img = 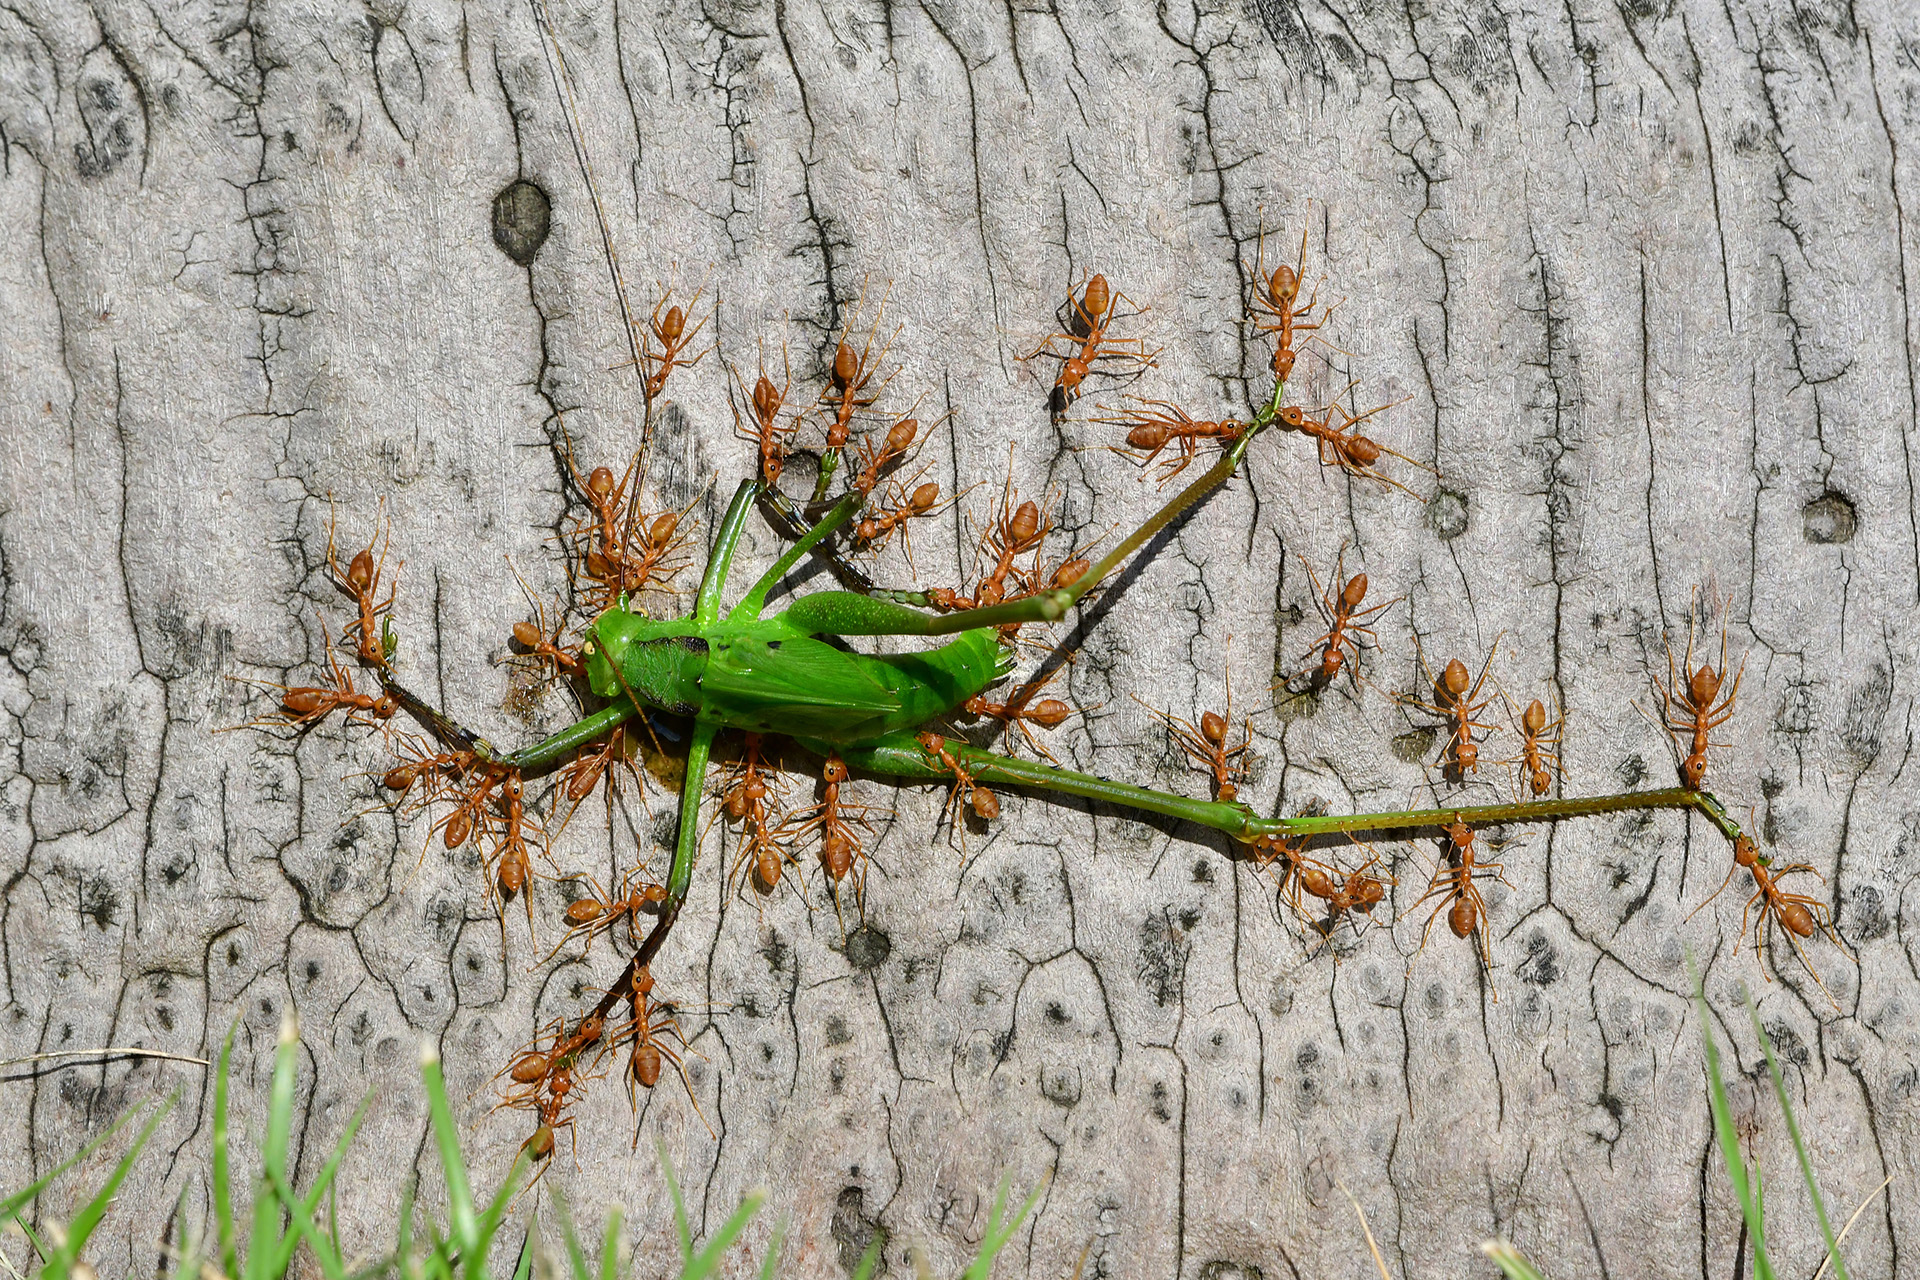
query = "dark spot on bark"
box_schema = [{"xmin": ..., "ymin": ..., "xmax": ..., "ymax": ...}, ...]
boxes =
[
  {"xmin": 491, "ymin": 179, "xmax": 551, "ymax": 266},
  {"xmin": 1151, "ymin": 1079, "xmax": 1172, "ymax": 1121},
  {"xmin": 824, "ymin": 1015, "xmax": 852, "ymax": 1045},
  {"xmin": 1392, "ymin": 727, "xmax": 1436, "ymax": 763},
  {"xmin": 831, "ymin": 1186, "xmax": 888, "ymax": 1277},
  {"xmin": 1616, "ymin": 754, "xmax": 1648, "ymax": 788},
  {"xmin": 845, "ymin": 924, "xmax": 891, "ymax": 971},
  {"xmin": 1046, "ymin": 1002, "xmax": 1068, "ymax": 1024},
  {"xmin": 156, "ymin": 1006, "xmax": 173, "ymax": 1030},
  {"xmin": 1192, "ymin": 858, "xmax": 1214, "ymax": 883},
  {"xmin": 761, "ymin": 928, "xmax": 792, "ymax": 975},
  {"xmin": 1042, "ymin": 1067, "xmax": 1081, "ymax": 1107},
  {"xmin": 1518, "ymin": 930, "xmax": 1561, "ymax": 985},
  {"xmin": 1802, "ymin": 491, "xmax": 1856, "ymax": 543},
  {"xmin": 305, "ymin": 960, "xmax": 321, "ymax": 983},
  {"xmin": 1426, "ymin": 488, "xmax": 1469, "ymax": 540},
  {"xmin": 1849, "ymin": 884, "xmax": 1889, "ymax": 940},
  {"xmin": 1199, "ymin": 1261, "xmax": 1265, "ymax": 1280},
  {"xmin": 1763, "ymin": 1017, "xmax": 1811, "ymax": 1068},
  {"xmin": 1137, "ymin": 911, "xmax": 1190, "ymax": 1006}
]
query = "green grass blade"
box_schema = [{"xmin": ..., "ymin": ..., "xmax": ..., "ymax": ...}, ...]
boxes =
[
  {"xmin": 511, "ymin": 1233, "xmax": 535, "ymax": 1280},
  {"xmin": 848, "ymin": 1235, "xmax": 883, "ymax": 1280},
  {"xmin": 471, "ymin": 1150, "xmax": 530, "ymax": 1268},
  {"xmin": 598, "ymin": 1208, "xmax": 623, "ymax": 1280},
  {"xmin": 417, "ymin": 1040, "xmax": 478, "ymax": 1267},
  {"xmin": 249, "ymin": 1013, "xmax": 304, "ymax": 1280},
  {"xmin": 266, "ymin": 1167, "xmax": 350, "ymax": 1280},
  {"xmin": 1694, "ymin": 970, "xmax": 1773, "ymax": 1280},
  {"xmin": 657, "ymin": 1140, "xmax": 693, "ymax": 1262},
  {"xmin": 1747, "ymin": 999, "xmax": 1850, "ymax": 1280},
  {"xmin": 50, "ymin": 1094, "xmax": 176, "ymax": 1271},
  {"xmin": 961, "ymin": 1177, "xmax": 1047, "ymax": 1280},
  {"xmin": 211, "ymin": 1022, "xmax": 241, "ymax": 1280},
  {"xmin": 1481, "ymin": 1239, "xmax": 1551, "ymax": 1280},
  {"xmin": 680, "ymin": 1188, "xmax": 765, "ymax": 1280},
  {"xmin": 756, "ymin": 1217, "xmax": 789, "ymax": 1280},
  {"xmin": 551, "ymin": 1189, "xmax": 591, "ymax": 1280},
  {"xmin": 0, "ymin": 1097, "xmax": 154, "ymax": 1227}
]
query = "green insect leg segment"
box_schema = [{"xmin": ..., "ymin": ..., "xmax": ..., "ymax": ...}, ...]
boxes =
[{"xmin": 827, "ymin": 733, "xmax": 1753, "ymax": 853}]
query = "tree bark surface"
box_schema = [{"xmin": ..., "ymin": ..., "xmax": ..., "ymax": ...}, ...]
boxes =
[{"xmin": 3, "ymin": 0, "xmax": 1918, "ymax": 1275}]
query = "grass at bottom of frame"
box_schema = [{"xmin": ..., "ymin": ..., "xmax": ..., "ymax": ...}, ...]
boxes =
[{"xmin": 0, "ymin": 974, "xmax": 1874, "ymax": 1280}]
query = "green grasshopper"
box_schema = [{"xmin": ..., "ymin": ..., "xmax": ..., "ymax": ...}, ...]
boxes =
[{"xmin": 374, "ymin": 374, "xmax": 1759, "ymax": 1068}]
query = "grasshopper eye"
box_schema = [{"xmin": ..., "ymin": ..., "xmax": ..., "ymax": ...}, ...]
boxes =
[{"xmin": 582, "ymin": 640, "xmax": 597, "ymax": 657}]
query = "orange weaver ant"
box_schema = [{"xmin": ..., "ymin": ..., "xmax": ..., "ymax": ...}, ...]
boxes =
[
  {"xmin": 327, "ymin": 504, "xmax": 398, "ymax": 667},
  {"xmin": 964, "ymin": 667, "xmax": 1079, "ymax": 764},
  {"xmin": 852, "ymin": 479, "xmax": 942, "ymax": 557},
  {"xmin": 778, "ymin": 754, "xmax": 876, "ymax": 904},
  {"xmin": 1248, "ymin": 221, "xmax": 1333, "ymax": 383},
  {"xmin": 1023, "ymin": 274, "xmax": 1159, "ymax": 422},
  {"xmin": 818, "ymin": 284, "xmax": 898, "ymax": 453},
  {"xmin": 1691, "ymin": 833, "xmax": 1848, "ymax": 1004},
  {"xmin": 1402, "ymin": 646, "xmax": 1500, "ymax": 780},
  {"xmin": 1501, "ymin": 695, "xmax": 1562, "ymax": 798},
  {"xmin": 1650, "ymin": 598, "xmax": 1746, "ymax": 790},
  {"xmin": 233, "ymin": 635, "xmax": 398, "ymax": 732},
  {"xmin": 640, "ymin": 281, "xmax": 713, "ymax": 406},
  {"xmin": 733, "ymin": 354, "xmax": 796, "ymax": 488},
  {"xmin": 547, "ymin": 871, "xmax": 667, "ymax": 961},
  {"xmin": 1297, "ymin": 551, "xmax": 1400, "ymax": 687},
  {"xmin": 1407, "ymin": 820, "xmax": 1512, "ymax": 991},
  {"xmin": 560, "ymin": 449, "xmax": 696, "ymax": 611},
  {"xmin": 718, "ymin": 734, "xmax": 794, "ymax": 898},
  {"xmin": 1140, "ymin": 692, "xmax": 1250, "ymax": 804},
  {"xmin": 918, "ymin": 731, "xmax": 998, "ymax": 836},
  {"xmin": 1100, "ymin": 398, "xmax": 1246, "ymax": 484},
  {"xmin": 1275, "ymin": 400, "xmax": 1422, "ymax": 496},
  {"xmin": 1298, "ymin": 853, "xmax": 1393, "ymax": 944},
  {"xmin": 849, "ymin": 416, "xmax": 920, "ymax": 498}
]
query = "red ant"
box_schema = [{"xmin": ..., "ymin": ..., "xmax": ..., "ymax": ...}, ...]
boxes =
[
  {"xmin": 852, "ymin": 479, "xmax": 942, "ymax": 558},
  {"xmin": 1023, "ymin": 274, "xmax": 1159, "ymax": 422},
  {"xmin": 327, "ymin": 504, "xmax": 398, "ymax": 667},
  {"xmin": 1101, "ymin": 398, "xmax": 1246, "ymax": 483},
  {"xmin": 641, "ymin": 282, "xmax": 713, "ymax": 405},
  {"xmin": 1139, "ymin": 690, "xmax": 1250, "ymax": 804},
  {"xmin": 1406, "ymin": 820, "xmax": 1512, "ymax": 992},
  {"xmin": 1691, "ymin": 833, "xmax": 1848, "ymax": 1004},
  {"xmin": 718, "ymin": 734, "xmax": 794, "ymax": 898},
  {"xmin": 1247, "ymin": 222, "xmax": 1333, "ymax": 383},
  {"xmin": 1275, "ymin": 399, "xmax": 1423, "ymax": 496},
  {"xmin": 546, "ymin": 870, "xmax": 667, "ymax": 961},
  {"xmin": 1298, "ymin": 852, "xmax": 1394, "ymax": 944},
  {"xmin": 235, "ymin": 635, "xmax": 398, "ymax": 731},
  {"xmin": 819, "ymin": 284, "xmax": 898, "ymax": 451},
  {"xmin": 1500, "ymin": 695, "xmax": 1562, "ymax": 798},
  {"xmin": 778, "ymin": 754, "xmax": 876, "ymax": 906},
  {"xmin": 964, "ymin": 668, "xmax": 1080, "ymax": 764},
  {"xmin": 1649, "ymin": 598, "xmax": 1746, "ymax": 790},
  {"xmin": 917, "ymin": 732, "xmax": 998, "ymax": 837},
  {"xmin": 1401, "ymin": 645, "xmax": 1500, "ymax": 780},
  {"xmin": 849, "ymin": 416, "xmax": 920, "ymax": 497},
  {"xmin": 733, "ymin": 354, "xmax": 795, "ymax": 488},
  {"xmin": 1297, "ymin": 551, "xmax": 1400, "ymax": 686}
]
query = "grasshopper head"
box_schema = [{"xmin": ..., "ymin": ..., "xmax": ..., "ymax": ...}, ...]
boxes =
[{"xmin": 583, "ymin": 607, "xmax": 708, "ymax": 716}]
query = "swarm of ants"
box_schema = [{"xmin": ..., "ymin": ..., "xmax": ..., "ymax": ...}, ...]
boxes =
[{"xmin": 231, "ymin": 225, "xmax": 1846, "ymax": 1170}]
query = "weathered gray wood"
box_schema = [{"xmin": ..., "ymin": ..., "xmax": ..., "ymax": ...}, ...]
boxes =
[{"xmin": 3, "ymin": 0, "xmax": 1917, "ymax": 1274}]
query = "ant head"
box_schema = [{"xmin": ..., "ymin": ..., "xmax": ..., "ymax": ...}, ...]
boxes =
[
  {"xmin": 1732, "ymin": 835, "xmax": 1758, "ymax": 868},
  {"xmin": 823, "ymin": 758, "xmax": 851, "ymax": 785},
  {"xmin": 1446, "ymin": 820, "xmax": 1473, "ymax": 850},
  {"xmin": 1690, "ymin": 664, "xmax": 1722, "ymax": 706},
  {"xmin": 1681, "ymin": 753, "xmax": 1707, "ymax": 790}
]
